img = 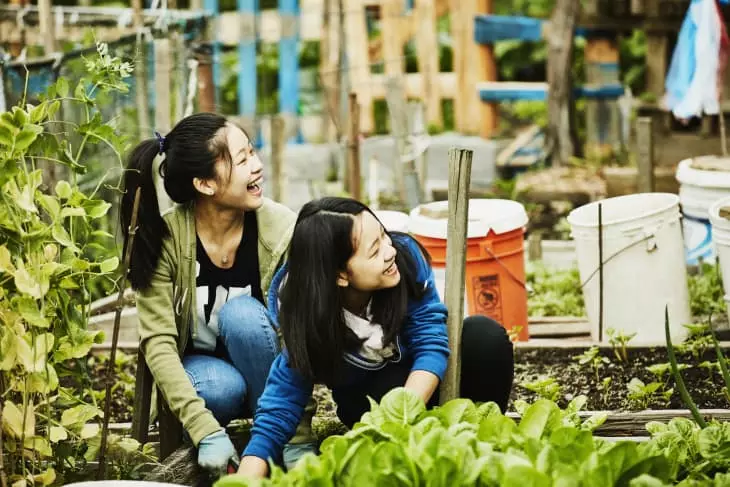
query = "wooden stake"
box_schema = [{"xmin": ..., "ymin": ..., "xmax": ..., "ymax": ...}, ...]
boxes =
[
  {"xmin": 271, "ymin": 115, "xmax": 286, "ymax": 203},
  {"xmin": 636, "ymin": 117, "xmax": 655, "ymax": 193},
  {"xmin": 720, "ymin": 97, "xmax": 728, "ymax": 157},
  {"xmin": 37, "ymin": 0, "xmax": 57, "ymax": 55},
  {"xmin": 98, "ymin": 188, "xmax": 142, "ymax": 480},
  {"xmin": 385, "ymin": 76, "xmax": 409, "ymax": 205},
  {"xmin": 348, "ymin": 92, "xmax": 362, "ymax": 201},
  {"xmin": 439, "ymin": 147, "xmax": 473, "ymax": 404},
  {"xmin": 132, "ymin": 0, "xmax": 150, "ymax": 141},
  {"xmin": 195, "ymin": 48, "xmax": 216, "ymax": 113},
  {"xmin": 154, "ymin": 38, "xmax": 172, "ymax": 134},
  {"xmin": 598, "ymin": 202, "xmax": 604, "ymax": 343}
]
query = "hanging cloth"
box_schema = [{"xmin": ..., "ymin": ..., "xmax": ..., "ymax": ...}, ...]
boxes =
[{"xmin": 664, "ymin": 0, "xmax": 729, "ymax": 120}]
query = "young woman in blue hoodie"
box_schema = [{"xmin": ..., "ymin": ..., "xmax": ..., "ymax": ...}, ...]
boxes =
[{"xmin": 236, "ymin": 197, "xmax": 515, "ymax": 477}]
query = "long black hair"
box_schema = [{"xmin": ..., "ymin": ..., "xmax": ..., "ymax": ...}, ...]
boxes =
[
  {"xmin": 279, "ymin": 197, "xmax": 430, "ymax": 384},
  {"xmin": 120, "ymin": 113, "xmax": 235, "ymax": 290}
]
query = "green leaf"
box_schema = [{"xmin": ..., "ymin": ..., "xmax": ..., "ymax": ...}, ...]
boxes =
[
  {"xmin": 29, "ymin": 103, "xmax": 48, "ymax": 124},
  {"xmin": 52, "ymin": 224, "xmax": 80, "ymax": 253},
  {"xmin": 37, "ymin": 193, "xmax": 61, "ymax": 220},
  {"xmin": 378, "ymin": 387, "xmax": 426, "ymax": 425},
  {"xmin": 14, "ymin": 124, "xmax": 44, "ymax": 151},
  {"xmin": 56, "ymin": 78, "xmax": 69, "ymax": 98},
  {"xmin": 518, "ymin": 399, "xmax": 562, "ymax": 439},
  {"xmin": 0, "ymin": 126, "xmax": 12, "ymax": 147},
  {"xmin": 12, "ymin": 106, "xmax": 29, "ymax": 126},
  {"xmin": 0, "ymin": 331, "xmax": 17, "ymax": 370},
  {"xmin": 16, "ymin": 297, "xmax": 50, "ymax": 328},
  {"xmin": 80, "ymin": 423, "xmax": 100, "ymax": 439},
  {"xmin": 1, "ymin": 400, "xmax": 35, "ymax": 439},
  {"xmin": 61, "ymin": 404, "xmax": 101, "ymax": 427},
  {"xmin": 14, "ymin": 266, "xmax": 44, "ymax": 299},
  {"xmin": 17, "ymin": 333, "xmax": 54, "ymax": 373},
  {"xmin": 54, "ymin": 180, "xmax": 72, "ymax": 200},
  {"xmin": 99, "ymin": 256, "xmax": 119, "ymax": 273},
  {"xmin": 24, "ymin": 436, "xmax": 53, "ymax": 457},
  {"xmin": 26, "ymin": 363, "xmax": 59, "ymax": 394},
  {"xmin": 47, "ymin": 100, "xmax": 61, "ymax": 118},
  {"xmin": 0, "ymin": 245, "xmax": 15, "ymax": 274},
  {"xmin": 60, "ymin": 207, "xmax": 86, "ymax": 218},
  {"xmin": 86, "ymin": 200, "xmax": 112, "ymax": 219},
  {"xmin": 49, "ymin": 426, "xmax": 68, "ymax": 443},
  {"xmin": 436, "ymin": 398, "xmax": 480, "ymax": 426}
]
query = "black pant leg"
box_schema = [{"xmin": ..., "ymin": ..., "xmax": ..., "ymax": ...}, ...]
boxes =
[{"xmin": 459, "ymin": 314, "xmax": 515, "ymax": 412}]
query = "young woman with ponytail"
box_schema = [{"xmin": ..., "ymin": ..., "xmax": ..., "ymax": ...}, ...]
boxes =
[{"xmin": 120, "ymin": 113, "xmax": 314, "ymax": 474}]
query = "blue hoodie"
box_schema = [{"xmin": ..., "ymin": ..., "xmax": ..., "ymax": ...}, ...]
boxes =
[{"xmin": 242, "ymin": 234, "xmax": 450, "ymax": 462}]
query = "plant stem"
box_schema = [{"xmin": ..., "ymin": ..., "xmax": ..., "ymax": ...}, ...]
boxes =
[
  {"xmin": 666, "ymin": 306, "xmax": 707, "ymax": 428},
  {"xmin": 0, "ymin": 377, "xmax": 7, "ymax": 487},
  {"xmin": 97, "ymin": 187, "xmax": 142, "ymax": 480}
]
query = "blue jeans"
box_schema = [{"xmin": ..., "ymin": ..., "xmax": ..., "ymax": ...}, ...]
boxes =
[{"xmin": 183, "ymin": 295, "xmax": 279, "ymax": 427}]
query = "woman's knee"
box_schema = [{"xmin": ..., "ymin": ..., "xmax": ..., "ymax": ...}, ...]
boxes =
[
  {"xmin": 183, "ymin": 355, "xmax": 248, "ymax": 425},
  {"xmin": 218, "ymin": 295, "xmax": 276, "ymax": 341},
  {"xmin": 462, "ymin": 315, "xmax": 513, "ymax": 357}
]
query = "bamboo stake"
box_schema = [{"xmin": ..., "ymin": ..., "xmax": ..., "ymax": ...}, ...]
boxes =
[
  {"xmin": 0, "ymin": 381, "xmax": 6, "ymax": 487},
  {"xmin": 439, "ymin": 147, "xmax": 473, "ymax": 403},
  {"xmin": 598, "ymin": 202, "xmax": 604, "ymax": 342},
  {"xmin": 271, "ymin": 115, "xmax": 286, "ymax": 203},
  {"xmin": 97, "ymin": 187, "xmax": 142, "ymax": 480},
  {"xmin": 348, "ymin": 92, "xmax": 362, "ymax": 201},
  {"xmin": 636, "ymin": 117, "xmax": 655, "ymax": 192}
]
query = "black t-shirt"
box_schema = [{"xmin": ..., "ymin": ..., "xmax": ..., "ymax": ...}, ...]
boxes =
[{"xmin": 190, "ymin": 211, "xmax": 263, "ymax": 355}]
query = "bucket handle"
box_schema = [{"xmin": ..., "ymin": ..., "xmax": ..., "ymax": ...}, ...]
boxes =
[
  {"xmin": 481, "ymin": 244, "xmax": 532, "ymax": 294},
  {"xmin": 579, "ymin": 233, "xmax": 654, "ymax": 289},
  {"xmin": 620, "ymin": 222, "xmax": 662, "ymax": 252}
]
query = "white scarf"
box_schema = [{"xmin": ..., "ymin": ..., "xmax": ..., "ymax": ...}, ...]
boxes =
[{"xmin": 343, "ymin": 302, "xmax": 396, "ymax": 362}]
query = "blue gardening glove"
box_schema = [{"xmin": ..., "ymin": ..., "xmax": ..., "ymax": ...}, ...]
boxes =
[{"xmin": 197, "ymin": 430, "xmax": 237, "ymax": 473}]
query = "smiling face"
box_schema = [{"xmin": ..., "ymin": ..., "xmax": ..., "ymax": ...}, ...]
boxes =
[
  {"xmin": 338, "ymin": 211, "xmax": 401, "ymax": 292},
  {"xmin": 194, "ymin": 123, "xmax": 265, "ymax": 211}
]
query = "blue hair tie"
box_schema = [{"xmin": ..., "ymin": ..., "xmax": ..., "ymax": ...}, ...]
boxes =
[{"xmin": 154, "ymin": 131, "xmax": 165, "ymax": 155}]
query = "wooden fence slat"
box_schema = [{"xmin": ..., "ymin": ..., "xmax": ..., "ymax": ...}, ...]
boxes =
[
  {"xmin": 279, "ymin": 0, "xmax": 300, "ymax": 142},
  {"xmin": 345, "ymin": 0, "xmax": 374, "ymax": 133},
  {"xmin": 414, "ymin": 0, "xmax": 442, "ymax": 129}
]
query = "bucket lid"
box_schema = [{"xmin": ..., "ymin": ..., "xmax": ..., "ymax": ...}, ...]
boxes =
[
  {"xmin": 374, "ymin": 210, "xmax": 410, "ymax": 232},
  {"xmin": 709, "ymin": 195, "xmax": 730, "ymax": 225},
  {"xmin": 676, "ymin": 156, "xmax": 730, "ymax": 188},
  {"xmin": 408, "ymin": 199, "xmax": 528, "ymax": 239},
  {"xmin": 567, "ymin": 193, "xmax": 679, "ymax": 228}
]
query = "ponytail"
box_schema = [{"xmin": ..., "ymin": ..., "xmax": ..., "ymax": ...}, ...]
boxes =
[{"xmin": 121, "ymin": 139, "xmax": 171, "ymax": 291}]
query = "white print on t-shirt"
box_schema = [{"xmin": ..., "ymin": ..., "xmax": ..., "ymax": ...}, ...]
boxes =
[{"xmin": 193, "ymin": 284, "xmax": 252, "ymax": 351}]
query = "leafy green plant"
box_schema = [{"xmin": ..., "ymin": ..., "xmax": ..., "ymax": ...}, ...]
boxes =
[
  {"xmin": 216, "ymin": 388, "xmax": 675, "ymax": 487},
  {"xmin": 520, "ymin": 376, "xmax": 561, "ymax": 402},
  {"xmin": 627, "ymin": 377, "xmax": 672, "ymax": 410},
  {"xmin": 599, "ymin": 377, "xmax": 612, "ymax": 407},
  {"xmin": 688, "ymin": 262, "xmax": 726, "ymax": 317},
  {"xmin": 676, "ymin": 323, "xmax": 715, "ymax": 361},
  {"xmin": 606, "ymin": 327, "xmax": 636, "ymax": 362},
  {"xmin": 573, "ymin": 345, "xmax": 610, "ymax": 382},
  {"xmin": 526, "ymin": 263, "xmax": 585, "ymax": 317},
  {"xmin": 0, "ymin": 42, "xmax": 153, "ymax": 484}
]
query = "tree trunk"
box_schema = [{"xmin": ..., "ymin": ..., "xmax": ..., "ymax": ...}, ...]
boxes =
[{"xmin": 546, "ymin": 0, "xmax": 580, "ymax": 166}]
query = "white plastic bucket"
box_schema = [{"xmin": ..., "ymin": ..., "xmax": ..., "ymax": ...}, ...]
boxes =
[
  {"xmin": 676, "ymin": 157, "xmax": 730, "ymax": 264},
  {"xmin": 374, "ymin": 210, "xmax": 410, "ymax": 233},
  {"xmin": 567, "ymin": 193, "xmax": 691, "ymax": 345},
  {"xmin": 709, "ymin": 196, "xmax": 730, "ymax": 317}
]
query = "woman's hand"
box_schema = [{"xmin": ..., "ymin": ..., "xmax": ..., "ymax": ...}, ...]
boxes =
[
  {"xmin": 237, "ymin": 455, "xmax": 270, "ymax": 478},
  {"xmin": 197, "ymin": 430, "xmax": 237, "ymax": 472},
  {"xmin": 404, "ymin": 370, "xmax": 440, "ymax": 404}
]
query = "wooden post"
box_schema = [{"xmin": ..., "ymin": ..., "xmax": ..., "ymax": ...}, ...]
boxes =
[
  {"xmin": 546, "ymin": 0, "xmax": 579, "ymax": 166},
  {"xmin": 385, "ymin": 76, "xmax": 408, "ymax": 205},
  {"xmin": 204, "ymin": 0, "xmax": 221, "ymax": 109},
  {"xmin": 636, "ymin": 117, "xmax": 655, "ymax": 193},
  {"xmin": 439, "ymin": 147, "xmax": 473, "ymax": 403},
  {"xmin": 8, "ymin": 0, "xmax": 26, "ymax": 57},
  {"xmin": 279, "ymin": 0, "xmax": 300, "ymax": 143},
  {"xmin": 348, "ymin": 92, "xmax": 362, "ymax": 201},
  {"xmin": 528, "ymin": 231, "xmax": 543, "ymax": 261},
  {"xmin": 271, "ymin": 115, "xmax": 286, "ymax": 203},
  {"xmin": 381, "ymin": 0, "xmax": 404, "ymax": 79},
  {"xmin": 154, "ymin": 39, "xmax": 174, "ymax": 214},
  {"xmin": 645, "ymin": 32, "xmax": 671, "ymax": 133},
  {"xmin": 132, "ymin": 0, "xmax": 150, "ymax": 141},
  {"xmin": 237, "ymin": 0, "xmax": 258, "ymax": 139},
  {"xmin": 195, "ymin": 47, "xmax": 216, "ymax": 113},
  {"xmin": 584, "ymin": 36, "xmax": 621, "ymax": 160},
  {"xmin": 414, "ymin": 0, "xmax": 442, "ymax": 129},
  {"xmin": 37, "ymin": 0, "xmax": 57, "ymax": 55},
  {"xmin": 320, "ymin": 0, "xmax": 342, "ymax": 141},
  {"xmin": 344, "ymin": 0, "xmax": 373, "ymax": 133},
  {"xmin": 450, "ymin": 0, "xmax": 495, "ymax": 136}
]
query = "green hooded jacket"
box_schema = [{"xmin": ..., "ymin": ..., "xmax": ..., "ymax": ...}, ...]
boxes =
[{"xmin": 135, "ymin": 197, "xmax": 312, "ymax": 446}]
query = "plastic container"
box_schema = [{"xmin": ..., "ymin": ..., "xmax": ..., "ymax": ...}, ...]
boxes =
[
  {"xmin": 408, "ymin": 199, "xmax": 530, "ymax": 341},
  {"xmin": 676, "ymin": 156, "xmax": 730, "ymax": 264},
  {"xmin": 374, "ymin": 210, "xmax": 410, "ymax": 233},
  {"xmin": 567, "ymin": 193, "xmax": 691, "ymax": 345},
  {"xmin": 709, "ymin": 196, "xmax": 730, "ymax": 316}
]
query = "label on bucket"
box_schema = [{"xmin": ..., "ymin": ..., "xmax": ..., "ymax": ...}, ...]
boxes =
[
  {"xmin": 472, "ymin": 274, "xmax": 503, "ymax": 323},
  {"xmin": 431, "ymin": 267, "xmax": 470, "ymax": 316},
  {"xmin": 682, "ymin": 217, "xmax": 714, "ymax": 265}
]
